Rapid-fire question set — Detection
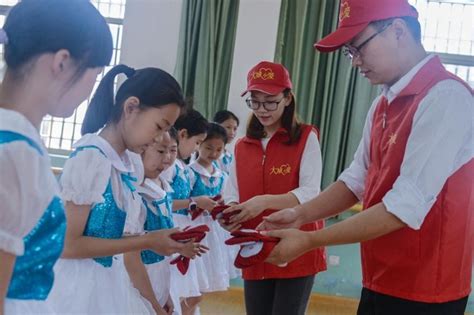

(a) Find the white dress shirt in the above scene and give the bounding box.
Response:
[339,55,473,229]
[223,130,322,205]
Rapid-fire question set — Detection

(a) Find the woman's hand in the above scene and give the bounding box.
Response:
[226,196,268,225]
[256,207,303,231]
[217,218,241,233]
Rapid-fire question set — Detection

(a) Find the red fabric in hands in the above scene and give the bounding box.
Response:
[169,225,210,275]
[225,229,280,269]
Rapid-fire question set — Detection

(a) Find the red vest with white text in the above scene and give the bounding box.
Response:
[235,124,327,280]
[362,56,474,302]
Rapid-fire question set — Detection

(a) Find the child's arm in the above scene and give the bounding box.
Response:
[172,199,191,212]
[0,251,15,315]
[61,202,185,259]
[123,251,166,315]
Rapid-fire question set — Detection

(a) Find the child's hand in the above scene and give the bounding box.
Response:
[212,194,224,205]
[155,307,168,315]
[164,295,174,315]
[193,196,218,210]
[145,228,187,256]
[178,240,209,259]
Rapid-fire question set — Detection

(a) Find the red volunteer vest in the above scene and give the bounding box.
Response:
[362,56,474,302]
[235,124,327,280]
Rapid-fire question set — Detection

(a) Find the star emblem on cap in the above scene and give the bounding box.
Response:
[339,1,351,22]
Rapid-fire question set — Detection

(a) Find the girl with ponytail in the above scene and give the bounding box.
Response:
[47,65,201,314]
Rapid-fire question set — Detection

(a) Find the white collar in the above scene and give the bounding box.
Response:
[382,54,435,104]
[0,108,47,155]
[175,159,187,171]
[73,133,135,173]
[138,176,173,200]
[222,150,232,158]
[189,160,224,178]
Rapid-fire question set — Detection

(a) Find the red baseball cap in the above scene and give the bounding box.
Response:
[314,0,418,52]
[241,61,293,97]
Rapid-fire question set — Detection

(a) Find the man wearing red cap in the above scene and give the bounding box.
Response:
[260,0,473,314]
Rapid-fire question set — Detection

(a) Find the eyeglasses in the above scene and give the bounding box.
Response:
[245,97,284,111]
[342,22,393,60]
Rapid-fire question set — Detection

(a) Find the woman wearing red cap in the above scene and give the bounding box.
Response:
[220,61,326,315]
[261,0,473,314]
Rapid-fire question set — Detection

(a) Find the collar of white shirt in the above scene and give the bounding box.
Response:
[137,177,166,200]
[0,108,47,155]
[73,133,135,173]
[383,54,435,104]
[189,160,224,179]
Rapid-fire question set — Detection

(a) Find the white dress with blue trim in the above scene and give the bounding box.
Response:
[188,161,231,292]
[46,134,153,314]
[1,109,66,315]
[137,176,175,307]
[163,159,205,298]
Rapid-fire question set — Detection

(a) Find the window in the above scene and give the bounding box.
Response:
[409,0,474,86]
[0,0,126,151]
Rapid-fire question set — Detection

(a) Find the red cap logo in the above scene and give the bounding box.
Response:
[251,68,275,81]
[339,1,351,22]
[314,0,418,52]
[241,61,292,97]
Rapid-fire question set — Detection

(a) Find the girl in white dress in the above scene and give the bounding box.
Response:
[126,129,203,315]
[47,65,199,314]
[163,110,216,315]
[187,123,232,295]
[212,110,242,280]
[212,110,240,175]
[0,1,112,314]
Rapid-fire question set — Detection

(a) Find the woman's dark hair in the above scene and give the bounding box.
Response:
[3,0,113,79]
[246,89,302,144]
[82,65,186,135]
[204,123,228,145]
[174,109,208,137]
[213,110,240,126]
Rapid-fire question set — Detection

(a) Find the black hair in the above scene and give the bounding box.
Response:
[204,123,228,145]
[3,0,113,79]
[82,65,186,135]
[168,127,178,143]
[174,109,208,137]
[246,89,302,144]
[213,110,240,126]
[371,15,421,43]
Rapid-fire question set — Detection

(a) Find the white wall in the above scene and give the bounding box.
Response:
[120,0,282,142]
[227,0,282,141]
[120,0,183,73]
